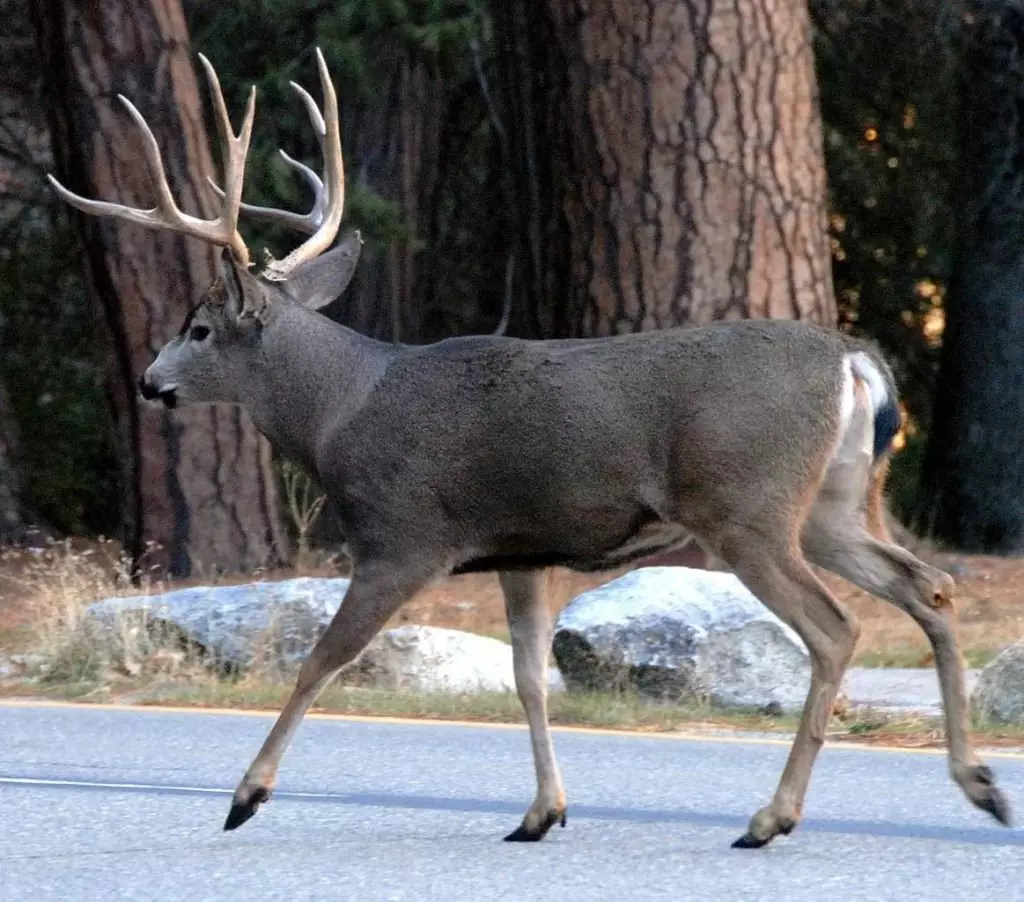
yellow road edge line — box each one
[3,698,1024,760]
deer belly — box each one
[451,518,691,575]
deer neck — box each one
[243,306,393,477]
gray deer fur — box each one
[54,50,1010,850]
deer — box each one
[49,49,1011,849]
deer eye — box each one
[189,325,211,342]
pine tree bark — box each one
[917,2,1024,552]
[33,0,286,575]
[499,0,836,336]
[0,376,34,545]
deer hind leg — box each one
[715,530,859,848]
[499,569,567,842]
[224,559,435,831]
[803,483,1012,828]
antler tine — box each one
[207,148,326,235]
[46,95,183,232]
[261,47,345,281]
[197,53,256,264]
[289,80,327,139]
[207,48,342,263]
[47,55,255,267]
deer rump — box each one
[329,319,898,575]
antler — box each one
[209,48,345,282]
[47,55,256,267]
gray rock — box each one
[547,666,566,693]
[87,577,350,672]
[552,567,810,711]
[0,653,45,679]
[843,667,979,716]
[972,641,1024,724]
[86,579,549,695]
[346,625,516,693]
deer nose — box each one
[138,375,160,401]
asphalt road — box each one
[2,703,1023,902]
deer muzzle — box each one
[138,374,178,409]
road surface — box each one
[1,702,1021,902]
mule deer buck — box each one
[49,50,1011,849]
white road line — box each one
[0,774,342,800]
[0,776,231,794]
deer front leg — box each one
[499,570,567,842]
[224,560,434,830]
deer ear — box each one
[281,230,362,311]
[218,249,268,322]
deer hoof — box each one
[503,808,567,842]
[731,832,772,850]
[978,786,1013,827]
[961,765,1013,826]
[223,785,271,831]
[731,807,797,850]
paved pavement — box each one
[1,702,1022,902]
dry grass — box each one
[0,539,156,681]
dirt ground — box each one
[0,537,1022,665]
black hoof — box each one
[503,809,567,843]
[967,766,1013,827]
[977,785,1013,827]
[223,786,271,831]
[731,832,772,850]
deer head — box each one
[48,49,361,409]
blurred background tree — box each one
[917,0,1024,551]
[32,0,286,576]
[2,0,1018,564]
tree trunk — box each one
[917,2,1024,552]
[0,376,35,545]
[33,0,286,575]
[498,0,835,336]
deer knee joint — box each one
[929,570,956,610]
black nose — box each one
[138,375,159,401]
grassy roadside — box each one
[6,675,1024,752]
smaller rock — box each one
[547,667,566,694]
[0,653,45,679]
[346,625,516,694]
[972,641,1024,724]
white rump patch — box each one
[838,356,857,437]
[833,353,890,464]
[846,351,890,415]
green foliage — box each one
[886,432,929,523]
[0,219,117,535]
[186,0,483,248]
[813,0,960,426]
[186,0,507,340]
